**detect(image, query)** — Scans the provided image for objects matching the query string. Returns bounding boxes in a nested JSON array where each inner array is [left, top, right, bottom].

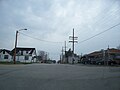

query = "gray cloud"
[[0, 0, 120, 59]]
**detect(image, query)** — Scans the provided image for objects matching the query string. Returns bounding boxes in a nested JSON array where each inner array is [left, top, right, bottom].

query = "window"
[[3, 51, 5, 54], [26, 51, 28, 54], [4, 55, 9, 59], [21, 51, 23, 55], [25, 56, 29, 60]]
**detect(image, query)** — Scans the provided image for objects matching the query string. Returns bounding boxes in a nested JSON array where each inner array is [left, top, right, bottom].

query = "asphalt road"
[[0, 64, 120, 90]]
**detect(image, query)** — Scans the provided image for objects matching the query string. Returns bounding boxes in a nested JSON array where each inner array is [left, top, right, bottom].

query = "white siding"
[[23, 51, 27, 55], [32, 50, 36, 56], [13, 49, 37, 63], [68, 56, 79, 64], [0, 51, 12, 62], [31, 50, 37, 62], [16, 56, 32, 63]]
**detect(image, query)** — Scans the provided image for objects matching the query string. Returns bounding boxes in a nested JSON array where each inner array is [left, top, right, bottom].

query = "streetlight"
[[13, 28, 27, 64]]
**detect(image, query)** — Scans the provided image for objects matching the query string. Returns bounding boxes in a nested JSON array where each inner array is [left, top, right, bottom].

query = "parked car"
[[108, 60, 117, 65], [96, 60, 104, 65]]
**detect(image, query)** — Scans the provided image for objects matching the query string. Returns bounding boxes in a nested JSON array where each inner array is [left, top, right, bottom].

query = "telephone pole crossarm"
[[69, 28, 78, 54]]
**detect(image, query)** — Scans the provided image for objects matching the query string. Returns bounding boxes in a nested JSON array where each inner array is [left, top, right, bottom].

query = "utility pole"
[[69, 28, 78, 64], [107, 45, 110, 65], [65, 41, 67, 53], [73, 29, 74, 53], [13, 29, 27, 64], [61, 46, 64, 64], [60, 55, 61, 63], [69, 28, 78, 54], [13, 31, 18, 64], [64, 41, 67, 63], [101, 49, 105, 65]]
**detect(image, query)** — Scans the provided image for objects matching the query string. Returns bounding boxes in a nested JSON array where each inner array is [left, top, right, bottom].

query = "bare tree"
[[37, 50, 48, 62]]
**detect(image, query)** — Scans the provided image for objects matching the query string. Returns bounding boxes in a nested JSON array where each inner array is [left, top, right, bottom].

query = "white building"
[[12, 47, 37, 63], [67, 55, 79, 64], [62, 49, 80, 64], [0, 49, 12, 62]]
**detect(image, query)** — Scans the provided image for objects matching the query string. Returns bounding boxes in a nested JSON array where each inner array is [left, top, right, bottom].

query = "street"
[[0, 64, 120, 90]]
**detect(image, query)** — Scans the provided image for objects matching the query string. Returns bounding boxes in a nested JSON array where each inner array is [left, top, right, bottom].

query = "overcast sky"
[[0, 0, 120, 60]]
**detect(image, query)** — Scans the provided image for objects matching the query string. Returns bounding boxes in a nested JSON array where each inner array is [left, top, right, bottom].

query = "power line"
[[79, 22, 120, 44], [19, 22, 120, 44], [92, 1, 119, 27], [19, 32, 63, 43]]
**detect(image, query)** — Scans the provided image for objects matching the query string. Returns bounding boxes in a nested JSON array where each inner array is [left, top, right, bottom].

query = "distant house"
[[81, 48, 120, 65], [0, 49, 12, 62], [12, 47, 37, 63], [108, 48, 120, 64], [62, 49, 80, 64]]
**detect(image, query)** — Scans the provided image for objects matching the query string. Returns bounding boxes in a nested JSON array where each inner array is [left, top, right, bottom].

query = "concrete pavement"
[[0, 64, 120, 90]]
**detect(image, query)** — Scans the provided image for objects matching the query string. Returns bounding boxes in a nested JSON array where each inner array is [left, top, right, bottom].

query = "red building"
[[81, 48, 120, 65]]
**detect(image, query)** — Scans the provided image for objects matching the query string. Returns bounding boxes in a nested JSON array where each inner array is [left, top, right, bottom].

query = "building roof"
[[88, 51, 102, 56], [107, 48, 120, 53], [0, 49, 12, 55], [88, 48, 120, 56], [12, 47, 36, 55]]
